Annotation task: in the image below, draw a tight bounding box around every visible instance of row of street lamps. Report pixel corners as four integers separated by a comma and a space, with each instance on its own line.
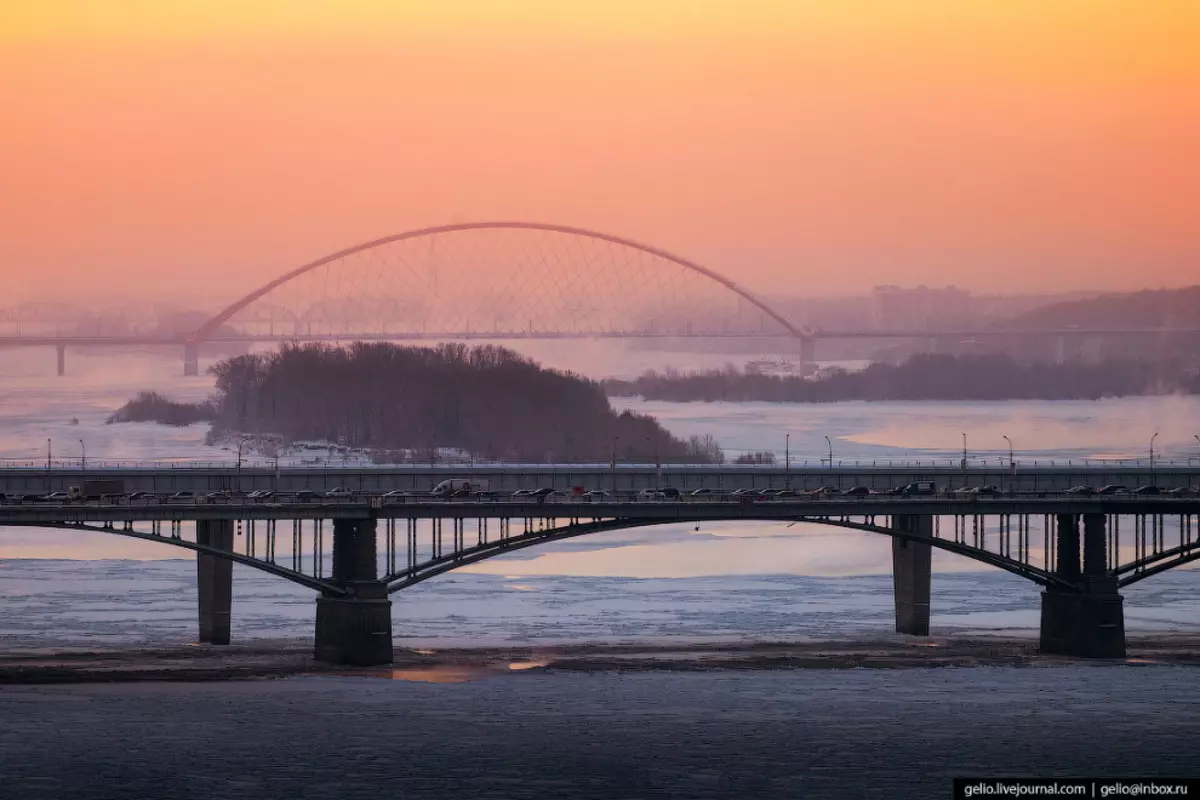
37, 433, 1200, 474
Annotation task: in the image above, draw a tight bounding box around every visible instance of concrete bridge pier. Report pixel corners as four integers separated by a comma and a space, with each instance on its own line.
315, 518, 393, 666
55, 345, 66, 377
183, 343, 199, 377
196, 520, 234, 645
892, 515, 932, 636
1040, 513, 1125, 658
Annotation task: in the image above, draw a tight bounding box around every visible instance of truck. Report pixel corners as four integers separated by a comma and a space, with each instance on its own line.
68, 479, 127, 502
431, 479, 490, 497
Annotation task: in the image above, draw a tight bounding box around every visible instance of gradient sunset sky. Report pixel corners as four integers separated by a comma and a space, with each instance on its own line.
2, 1, 1197, 306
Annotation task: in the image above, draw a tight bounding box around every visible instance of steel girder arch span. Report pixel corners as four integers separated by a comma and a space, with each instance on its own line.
384, 515, 1074, 594
18, 522, 348, 595
1116, 547, 1200, 587
189, 221, 804, 343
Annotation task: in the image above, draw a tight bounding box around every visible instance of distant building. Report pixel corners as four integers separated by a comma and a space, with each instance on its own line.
871, 285, 972, 330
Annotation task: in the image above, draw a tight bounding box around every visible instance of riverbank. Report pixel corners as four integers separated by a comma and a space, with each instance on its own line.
4, 635, 1200, 684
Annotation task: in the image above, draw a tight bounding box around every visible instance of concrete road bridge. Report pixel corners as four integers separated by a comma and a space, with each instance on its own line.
2, 463, 1198, 497
2, 485, 1198, 665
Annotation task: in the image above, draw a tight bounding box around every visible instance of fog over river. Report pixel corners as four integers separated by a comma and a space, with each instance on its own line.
1, 345, 1198, 650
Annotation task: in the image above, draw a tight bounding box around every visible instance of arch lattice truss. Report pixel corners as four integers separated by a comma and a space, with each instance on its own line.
199, 222, 800, 342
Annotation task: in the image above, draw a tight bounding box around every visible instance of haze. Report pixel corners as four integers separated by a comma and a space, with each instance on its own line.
2, 1, 1197, 308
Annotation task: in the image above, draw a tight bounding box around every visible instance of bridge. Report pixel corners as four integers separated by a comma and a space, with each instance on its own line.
4, 221, 1195, 376
2, 464, 1197, 664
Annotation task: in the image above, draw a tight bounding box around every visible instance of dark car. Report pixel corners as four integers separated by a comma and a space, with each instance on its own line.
656, 487, 682, 499
169, 491, 194, 501
296, 490, 320, 502
841, 485, 872, 497
972, 485, 1003, 496
1133, 485, 1160, 496
896, 481, 937, 495
1097, 485, 1128, 495
1065, 486, 1096, 496
1164, 487, 1196, 497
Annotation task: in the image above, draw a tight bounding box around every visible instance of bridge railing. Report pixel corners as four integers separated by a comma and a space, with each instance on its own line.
1, 457, 1198, 471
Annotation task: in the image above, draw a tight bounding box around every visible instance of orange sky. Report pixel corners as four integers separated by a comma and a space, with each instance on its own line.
1, 1, 1197, 307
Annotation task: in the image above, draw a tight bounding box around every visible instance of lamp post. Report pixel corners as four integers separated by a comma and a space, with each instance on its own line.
611, 436, 619, 493
785, 433, 791, 488
45, 438, 52, 492
1150, 432, 1159, 482
824, 435, 833, 469
1002, 434, 1013, 474
236, 437, 247, 495
79, 439, 86, 477
961, 432, 968, 475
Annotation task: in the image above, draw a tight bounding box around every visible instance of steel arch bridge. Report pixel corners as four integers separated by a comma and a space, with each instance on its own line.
26, 506, 1198, 597
190, 221, 803, 344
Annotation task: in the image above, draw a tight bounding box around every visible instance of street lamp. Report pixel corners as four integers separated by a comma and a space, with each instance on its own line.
46, 438, 52, 471
236, 436, 248, 494
1150, 432, 1159, 478
1002, 435, 1013, 470
79, 439, 86, 476
961, 432, 968, 473
824, 435, 833, 469
785, 433, 791, 488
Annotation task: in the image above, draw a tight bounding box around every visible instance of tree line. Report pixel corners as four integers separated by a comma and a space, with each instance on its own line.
604, 354, 1200, 403
168, 342, 725, 462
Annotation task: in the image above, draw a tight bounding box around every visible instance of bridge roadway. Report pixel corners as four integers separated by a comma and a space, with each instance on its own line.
3, 494, 1199, 525
2, 464, 1197, 496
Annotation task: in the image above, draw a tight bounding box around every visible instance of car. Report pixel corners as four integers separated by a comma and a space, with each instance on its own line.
511, 489, 534, 498
169, 491, 194, 501
296, 489, 320, 501
1133, 485, 1160, 496
640, 490, 667, 500
584, 490, 613, 499
204, 490, 230, 501
893, 481, 937, 496
690, 488, 714, 496
805, 486, 840, 497
759, 489, 787, 497
841, 485, 872, 497
325, 487, 353, 498
470, 490, 499, 501
1097, 485, 1128, 495
530, 487, 560, 497
657, 487, 682, 499
1065, 485, 1096, 496
1164, 487, 1196, 497
41, 491, 72, 502
731, 488, 763, 497
971, 485, 1003, 496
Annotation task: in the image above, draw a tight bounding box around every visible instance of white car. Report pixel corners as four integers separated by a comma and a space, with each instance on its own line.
325, 487, 353, 498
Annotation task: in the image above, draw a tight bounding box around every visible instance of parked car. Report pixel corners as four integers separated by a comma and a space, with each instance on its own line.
512, 489, 534, 498
169, 491, 194, 501
1097, 485, 1128, 495
1133, 485, 1160, 496
41, 491, 72, 502
1065, 486, 1096, 496
324, 487, 353, 498
971, 485, 1003, 496
841, 485, 872, 497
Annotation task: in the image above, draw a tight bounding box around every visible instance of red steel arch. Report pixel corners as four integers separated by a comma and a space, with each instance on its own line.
190, 221, 802, 343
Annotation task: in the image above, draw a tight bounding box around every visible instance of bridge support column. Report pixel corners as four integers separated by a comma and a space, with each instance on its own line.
315, 519, 393, 666
183, 343, 199, 377
196, 519, 234, 645
892, 515, 932, 636
799, 337, 816, 375
1039, 514, 1125, 658
55, 345, 66, 377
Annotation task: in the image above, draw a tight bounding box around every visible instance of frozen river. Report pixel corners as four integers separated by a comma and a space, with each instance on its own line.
1, 346, 1198, 649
